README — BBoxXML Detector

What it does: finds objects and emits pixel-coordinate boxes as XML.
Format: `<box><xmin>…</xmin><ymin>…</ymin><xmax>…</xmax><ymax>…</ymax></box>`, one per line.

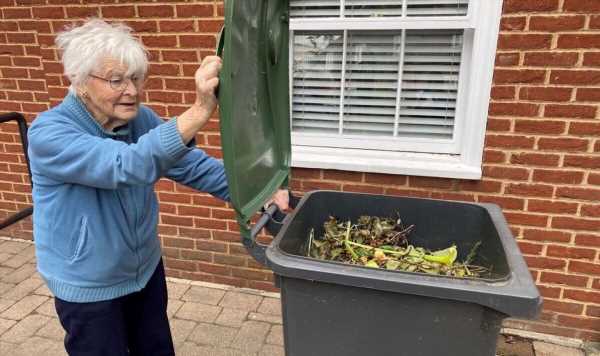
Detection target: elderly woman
<box><xmin>28</xmin><ymin>19</ymin><xmax>287</xmax><ymax>356</ymax></box>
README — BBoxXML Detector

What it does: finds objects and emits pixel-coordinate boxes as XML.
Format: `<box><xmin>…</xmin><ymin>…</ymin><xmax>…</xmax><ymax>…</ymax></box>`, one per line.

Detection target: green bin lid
<box><xmin>217</xmin><ymin>0</ymin><xmax>291</xmax><ymax>239</ymax></box>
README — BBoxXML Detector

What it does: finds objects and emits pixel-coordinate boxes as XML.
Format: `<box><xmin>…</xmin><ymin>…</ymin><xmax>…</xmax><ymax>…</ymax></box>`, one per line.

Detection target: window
<box><xmin>289</xmin><ymin>0</ymin><xmax>503</xmax><ymax>179</ymax></box>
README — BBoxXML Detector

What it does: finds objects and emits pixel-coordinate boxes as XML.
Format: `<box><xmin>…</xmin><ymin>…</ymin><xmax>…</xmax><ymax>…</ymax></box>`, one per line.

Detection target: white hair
<box><xmin>56</xmin><ymin>19</ymin><xmax>148</xmax><ymax>91</ymax></box>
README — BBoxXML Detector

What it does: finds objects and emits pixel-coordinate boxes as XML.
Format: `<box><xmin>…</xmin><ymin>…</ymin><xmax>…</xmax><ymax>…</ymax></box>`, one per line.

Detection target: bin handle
<box><xmin>241</xmin><ymin>204</ymin><xmax>279</xmax><ymax>266</ymax></box>
<box><xmin>250</xmin><ymin>204</ymin><xmax>279</xmax><ymax>240</ymax></box>
<box><xmin>243</xmin><ymin>191</ymin><xmax>299</xmax><ymax>266</ymax></box>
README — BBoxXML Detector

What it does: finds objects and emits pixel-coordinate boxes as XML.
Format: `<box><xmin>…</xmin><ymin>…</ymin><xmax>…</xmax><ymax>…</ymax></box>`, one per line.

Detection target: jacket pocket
<box><xmin>51</xmin><ymin>215</ymin><xmax>88</xmax><ymax>261</ymax></box>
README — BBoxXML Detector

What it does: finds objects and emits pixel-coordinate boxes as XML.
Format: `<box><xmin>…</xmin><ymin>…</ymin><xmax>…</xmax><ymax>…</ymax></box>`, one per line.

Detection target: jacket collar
<box><xmin>63</xmin><ymin>93</ymin><xmax>130</xmax><ymax>138</ymax></box>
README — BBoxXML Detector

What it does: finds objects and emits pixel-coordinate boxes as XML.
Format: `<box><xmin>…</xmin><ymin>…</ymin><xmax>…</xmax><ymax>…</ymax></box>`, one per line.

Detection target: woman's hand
<box><xmin>177</xmin><ymin>56</ymin><xmax>222</xmax><ymax>144</ymax></box>
<box><xmin>193</xmin><ymin>55</ymin><xmax>222</xmax><ymax>121</ymax></box>
<box><xmin>266</xmin><ymin>189</ymin><xmax>290</xmax><ymax>212</ymax></box>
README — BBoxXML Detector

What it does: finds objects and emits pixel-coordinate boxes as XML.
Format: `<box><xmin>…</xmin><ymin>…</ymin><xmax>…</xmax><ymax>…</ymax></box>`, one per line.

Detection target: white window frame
<box><xmin>289</xmin><ymin>0</ymin><xmax>503</xmax><ymax>179</ymax></box>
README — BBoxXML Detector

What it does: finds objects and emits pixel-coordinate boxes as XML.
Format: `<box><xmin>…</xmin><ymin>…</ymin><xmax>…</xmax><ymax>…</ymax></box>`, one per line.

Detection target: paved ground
<box><xmin>497</xmin><ymin>334</ymin><xmax>589</xmax><ymax>356</ymax></box>
<box><xmin>0</xmin><ymin>238</ymin><xmax>591</xmax><ymax>356</ymax></box>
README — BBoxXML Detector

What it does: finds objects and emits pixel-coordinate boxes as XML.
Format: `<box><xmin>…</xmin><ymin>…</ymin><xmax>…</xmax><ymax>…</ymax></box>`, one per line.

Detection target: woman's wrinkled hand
<box><xmin>176</xmin><ymin>56</ymin><xmax>222</xmax><ymax>144</ymax></box>
<box><xmin>266</xmin><ymin>189</ymin><xmax>290</xmax><ymax>213</ymax></box>
<box><xmin>194</xmin><ymin>55</ymin><xmax>222</xmax><ymax>122</ymax></box>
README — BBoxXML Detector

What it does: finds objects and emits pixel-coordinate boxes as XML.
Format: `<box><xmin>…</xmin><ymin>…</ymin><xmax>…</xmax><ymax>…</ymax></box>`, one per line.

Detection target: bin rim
<box><xmin>266</xmin><ymin>190</ymin><xmax>542</xmax><ymax>319</ymax></box>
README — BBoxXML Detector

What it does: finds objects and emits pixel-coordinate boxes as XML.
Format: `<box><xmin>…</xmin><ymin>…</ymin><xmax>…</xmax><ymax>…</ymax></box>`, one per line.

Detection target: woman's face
<box><xmin>81</xmin><ymin>58</ymin><xmax>144</xmax><ymax>128</ymax></box>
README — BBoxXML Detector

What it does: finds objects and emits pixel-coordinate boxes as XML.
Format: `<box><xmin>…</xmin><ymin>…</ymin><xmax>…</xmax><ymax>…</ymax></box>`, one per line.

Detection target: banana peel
<box><xmin>365</xmin><ymin>260</ymin><xmax>379</xmax><ymax>268</ymax></box>
<box><xmin>423</xmin><ymin>245</ymin><xmax>458</xmax><ymax>266</ymax></box>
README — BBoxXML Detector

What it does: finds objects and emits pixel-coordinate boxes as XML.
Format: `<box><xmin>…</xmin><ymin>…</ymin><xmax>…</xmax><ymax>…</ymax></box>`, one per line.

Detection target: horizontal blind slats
<box><xmin>290</xmin><ymin>0</ymin><xmax>340</xmax><ymax>18</ymax></box>
<box><xmin>290</xmin><ymin>0</ymin><xmax>469</xmax><ymax>18</ymax></box>
<box><xmin>396</xmin><ymin>29</ymin><xmax>462</xmax><ymax>139</ymax></box>
<box><xmin>407</xmin><ymin>0</ymin><xmax>468</xmax><ymax>17</ymax></box>
<box><xmin>340</xmin><ymin>32</ymin><xmax>398</xmax><ymax>135</ymax></box>
<box><xmin>291</xmin><ymin>26</ymin><xmax>464</xmax><ymax>142</ymax></box>
<box><xmin>293</xmin><ymin>112</ymin><xmax>339</xmax><ymax>120</ymax></box>
<box><xmin>293</xmin><ymin>80</ymin><xmax>343</xmax><ymax>88</ymax></box>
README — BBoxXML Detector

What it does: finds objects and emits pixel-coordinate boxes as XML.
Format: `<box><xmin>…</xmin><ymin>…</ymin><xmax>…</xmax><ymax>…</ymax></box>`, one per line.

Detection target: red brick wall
<box><xmin>0</xmin><ymin>0</ymin><xmax>599</xmax><ymax>341</ymax></box>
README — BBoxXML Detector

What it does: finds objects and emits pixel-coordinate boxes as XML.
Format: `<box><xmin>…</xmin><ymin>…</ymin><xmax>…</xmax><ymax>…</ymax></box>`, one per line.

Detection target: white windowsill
<box><xmin>291</xmin><ymin>145</ymin><xmax>482</xmax><ymax>180</ymax></box>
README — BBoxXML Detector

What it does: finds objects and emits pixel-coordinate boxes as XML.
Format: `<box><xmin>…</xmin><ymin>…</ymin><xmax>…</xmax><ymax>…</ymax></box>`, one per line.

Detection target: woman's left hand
<box><xmin>193</xmin><ymin>55</ymin><xmax>222</xmax><ymax>122</ymax></box>
<box><xmin>266</xmin><ymin>189</ymin><xmax>290</xmax><ymax>212</ymax></box>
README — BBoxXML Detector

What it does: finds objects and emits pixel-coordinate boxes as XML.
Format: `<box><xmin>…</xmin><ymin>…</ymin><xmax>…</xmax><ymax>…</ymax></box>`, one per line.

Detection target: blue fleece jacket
<box><xmin>28</xmin><ymin>93</ymin><xmax>229</xmax><ymax>302</ymax></box>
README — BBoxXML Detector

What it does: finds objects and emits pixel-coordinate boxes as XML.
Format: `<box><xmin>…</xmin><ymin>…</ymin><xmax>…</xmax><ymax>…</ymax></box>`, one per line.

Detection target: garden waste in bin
<box><xmin>216</xmin><ymin>1</ymin><xmax>542</xmax><ymax>356</ymax></box>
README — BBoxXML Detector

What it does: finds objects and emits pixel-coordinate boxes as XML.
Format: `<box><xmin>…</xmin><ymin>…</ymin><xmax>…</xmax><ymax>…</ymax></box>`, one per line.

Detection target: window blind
<box><xmin>343</xmin><ymin>31</ymin><xmax>401</xmax><ymax>136</ymax></box>
<box><xmin>290</xmin><ymin>0</ymin><xmax>340</xmax><ymax>18</ymax></box>
<box><xmin>406</xmin><ymin>0</ymin><xmax>469</xmax><ymax>17</ymax></box>
<box><xmin>290</xmin><ymin>0</ymin><xmax>469</xmax><ymax>18</ymax></box>
<box><xmin>292</xmin><ymin>29</ymin><xmax>463</xmax><ymax>140</ymax></box>
<box><xmin>398</xmin><ymin>30</ymin><xmax>462</xmax><ymax>139</ymax></box>
<box><xmin>290</xmin><ymin>0</ymin><xmax>469</xmax><ymax>151</ymax></box>
<box><xmin>292</xmin><ymin>33</ymin><xmax>344</xmax><ymax>133</ymax></box>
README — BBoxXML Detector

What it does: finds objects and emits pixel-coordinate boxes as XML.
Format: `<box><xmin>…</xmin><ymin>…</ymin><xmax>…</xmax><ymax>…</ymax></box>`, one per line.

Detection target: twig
<box><xmin>465</xmin><ymin>241</ymin><xmax>482</xmax><ymax>265</ymax></box>
<box><xmin>345</xmin><ymin>240</ymin><xmax>411</xmax><ymax>257</ymax></box>
<box><xmin>343</xmin><ymin>221</ymin><xmax>359</xmax><ymax>260</ymax></box>
<box><xmin>306</xmin><ymin>228</ymin><xmax>314</xmax><ymax>257</ymax></box>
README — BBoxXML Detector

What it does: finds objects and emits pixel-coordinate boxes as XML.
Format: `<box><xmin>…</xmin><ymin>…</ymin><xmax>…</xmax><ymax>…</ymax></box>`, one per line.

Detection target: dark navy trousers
<box><xmin>54</xmin><ymin>259</ymin><xmax>175</xmax><ymax>356</ymax></box>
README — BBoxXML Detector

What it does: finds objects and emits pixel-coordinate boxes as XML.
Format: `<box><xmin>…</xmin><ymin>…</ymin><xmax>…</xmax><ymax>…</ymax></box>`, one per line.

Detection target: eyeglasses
<box><xmin>89</xmin><ymin>74</ymin><xmax>145</xmax><ymax>91</ymax></box>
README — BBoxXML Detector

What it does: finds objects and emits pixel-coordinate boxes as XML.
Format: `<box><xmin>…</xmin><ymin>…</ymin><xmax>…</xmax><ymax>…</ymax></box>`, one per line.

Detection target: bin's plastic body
<box><xmin>266</xmin><ymin>191</ymin><xmax>541</xmax><ymax>356</ymax></box>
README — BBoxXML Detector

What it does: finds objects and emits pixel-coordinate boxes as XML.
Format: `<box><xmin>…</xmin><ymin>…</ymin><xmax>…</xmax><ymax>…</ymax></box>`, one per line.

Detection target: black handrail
<box><xmin>0</xmin><ymin>112</ymin><xmax>33</xmax><ymax>229</ymax></box>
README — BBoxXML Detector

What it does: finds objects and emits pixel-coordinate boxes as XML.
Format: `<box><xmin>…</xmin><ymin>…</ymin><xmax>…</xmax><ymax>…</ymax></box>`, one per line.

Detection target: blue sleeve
<box><xmin>141</xmin><ymin>108</ymin><xmax>230</xmax><ymax>201</ymax></box>
<box><xmin>28</xmin><ymin>113</ymin><xmax>191</xmax><ymax>189</ymax></box>
<box><xmin>165</xmin><ymin>149</ymin><xmax>230</xmax><ymax>202</ymax></box>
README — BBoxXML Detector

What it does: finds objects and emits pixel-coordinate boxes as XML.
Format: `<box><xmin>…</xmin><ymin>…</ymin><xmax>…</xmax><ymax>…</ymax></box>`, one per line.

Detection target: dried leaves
<box><xmin>307</xmin><ymin>215</ymin><xmax>490</xmax><ymax>278</ymax></box>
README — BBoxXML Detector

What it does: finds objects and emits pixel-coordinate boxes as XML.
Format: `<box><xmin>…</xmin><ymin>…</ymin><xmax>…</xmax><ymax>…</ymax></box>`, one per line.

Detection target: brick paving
<box><xmin>0</xmin><ymin>238</ymin><xmax>592</xmax><ymax>356</ymax></box>
<box><xmin>0</xmin><ymin>239</ymin><xmax>283</xmax><ymax>356</ymax></box>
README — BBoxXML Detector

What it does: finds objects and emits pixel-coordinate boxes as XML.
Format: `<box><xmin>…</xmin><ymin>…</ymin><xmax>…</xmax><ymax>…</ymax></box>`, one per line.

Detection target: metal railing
<box><xmin>0</xmin><ymin>112</ymin><xmax>33</xmax><ymax>229</ymax></box>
